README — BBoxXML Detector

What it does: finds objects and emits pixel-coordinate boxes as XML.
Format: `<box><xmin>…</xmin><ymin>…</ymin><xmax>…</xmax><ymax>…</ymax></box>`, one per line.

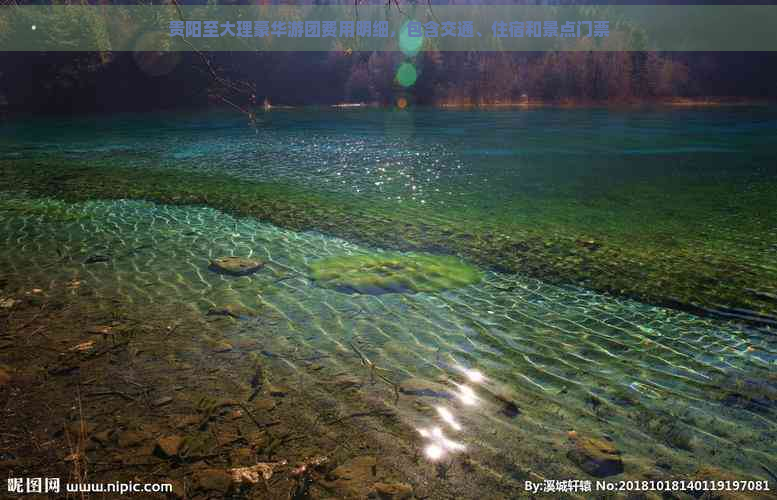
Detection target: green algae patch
<box><xmin>0</xmin><ymin>197</ymin><xmax>91</xmax><ymax>222</ymax></box>
<box><xmin>309</xmin><ymin>253</ymin><xmax>482</xmax><ymax>295</ymax></box>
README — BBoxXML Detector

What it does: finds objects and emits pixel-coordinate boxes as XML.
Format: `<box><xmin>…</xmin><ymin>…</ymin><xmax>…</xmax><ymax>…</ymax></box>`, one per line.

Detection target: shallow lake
<box><xmin>1</xmin><ymin>108</ymin><xmax>776</xmax><ymax>496</ymax></box>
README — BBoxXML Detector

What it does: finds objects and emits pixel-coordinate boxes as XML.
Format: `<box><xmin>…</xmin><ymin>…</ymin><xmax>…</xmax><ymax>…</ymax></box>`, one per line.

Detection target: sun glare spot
<box><xmin>442</xmin><ymin>437</ymin><xmax>466</xmax><ymax>452</ymax></box>
<box><xmin>425</xmin><ymin>444</ymin><xmax>444</xmax><ymax>461</ymax></box>
<box><xmin>465</xmin><ymin>369</ymin><xmax>485</xmax><ymax>383</ymax></box>
<box><xmin>436</xmin><ymin>406</ymin><xmax>462</xmax><ymax>431</ymax></box>
<box><xmin>456</xmin><ymin>384</ymin><xmax>478</xmax><ymax>406</ymax></box>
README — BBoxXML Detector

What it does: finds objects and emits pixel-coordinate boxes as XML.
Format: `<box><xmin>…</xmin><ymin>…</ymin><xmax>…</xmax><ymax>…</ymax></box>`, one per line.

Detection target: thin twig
<box><xmin>324</xmin><ymin>409</ymin><xmax>396</xmax><ymax>426</ymax></box>
<box><xmin>170</xmin><ymin>0</ymin><xmax>257</xmax><ymax>126</ymax></box>
<box><xmin>349</xmin><ymin>341</ymin><xmax>399</xmax><ymax>403</ymax></box>
<box><xmin>238</xmin><ymin>402</ymin><xmax>280</xmax><ymax>432</ymax></box>
<box><xmin>14</xmin><ymin>303</ymin><xmax>48</xmax><ymax>333</ymax></box>
<box><xmin>85</xmin><ymin>390</ymin><xmax>138</xmax><ymax>402</ymax></box>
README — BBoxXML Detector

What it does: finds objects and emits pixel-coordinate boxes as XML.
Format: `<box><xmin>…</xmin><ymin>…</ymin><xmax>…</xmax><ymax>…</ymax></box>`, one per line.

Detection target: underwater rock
<box><xmin>325</xmin><ymin>456</ymin><xmax>378</xmax><ymax>497</ymax></box>
<box><xmin>0</xmin><ymin>367</ymin><xmax>11</xmax><ymax>386</ymax></box>
<box><xmin>208</xmin><ymin>257</ymin><xmax>264</xmax><ymax>276</ymax></box>
<box><xmin>193</xmin><ymin>468</ymin><xmax>232</xmax><ymax>493</ymax></box>
<box><xmin>86</xmin><ymin>325</ymin><xmax>114</xmax><ymax>336</ymax></box>
<box><xmin>373</xmin><ymin>481</ymin><xmax>413</xmax><ymax>499</ymax></box>
<box><xmin>152</xmin><ymin>396</ymin><xmax>173</xmax><ymax>408</ymax></box>
<box><xmin>501</xmin><ymin>400</ymin><xmax>521</xmax><ymax>419</ymax></box>
<box><xmin>154</xmin><ymin>435</ymin><xmax>184</xmax><ymax>458</ymax></box>
<box><xmin>399</xmin><ymin>378</ymin><xmax>453</xmax><ymax>399</ymax></box>
<box><xmin>117</xmin><ymin>430</ymin><xmax>148</xmax><ymax>448</ymax></box>
<box><xmin>267</xmin><ymin>384</ymin><xmax>290</xmax><ymax>397</ymax></box>
<box><xmin>309</xmin><ymin>252</ymin><xmax>481</xmax><ymax>295</ymax></box>
<box><xmin>645</xmin><ymin>414</ymin><xmax>694</xmax><ymax>450</ymax></box>
<box><xmin>253</xmin><ymin>398</ymin><xmax>276</xmax><ymax>411</ymax></box>
<box><xmin>320</xmin><ymin>375</ymin><xmax>362</xmax><ymax>391</ymax></box>
<box><xmin>575</xmin><ymin>238</ymin><xmax>601</xmax><ymax>251</ymax></box>
<box><xmin>412</xmin><ymin>400</ymin><xmax>434</xmax><ymax>414</ymax></box>
<box><xmin>206</xmin><ymin>304</ymin><xmax>256</xmax><ymax>319</ymax></box>
<box><xmin>210</xmin><ymin>340</ymin><xmax>233</xmax><ymax>353</ymax></box>
<box><xmin>90</xmin><ymin>430</ymin><xmax>113</xmax><ymax>447</ymax></box>
<box><xmin>0</xmin><ymin>297</ymin><xmax>19</xmax><ymax>309</ymax></box>
<box><xmin>331</xmin><ymin>455</ymin><xmax>377</xmax><ymax>479</ymax></box>
<box><xmin>246</xmin><ymin>430</ymin><xmax>268</xmax><ymax>450</ymax></box>
<box><xmin>173</xmin><ymin>415</ymin><xmax>200</xmax><ymax>429</ymax></box>
<box><xmin>84</xmin><ymin>254</ymin><xmax>110</xmax><ymax>265</ymax></box>
<box><xmin>230</xmin><ymin>447</ymin><xmax>254</xmax><ymax>466</ymax></box>
<box><xmin>566</xmin><ymin>436</ymin><xmax>624</xmax><ymax>478</ymax></box>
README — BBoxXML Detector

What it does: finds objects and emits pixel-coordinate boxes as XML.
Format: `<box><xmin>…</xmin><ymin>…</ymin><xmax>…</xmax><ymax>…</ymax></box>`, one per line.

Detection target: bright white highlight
<box><xmin>418</xmin><ymin>426</ymin><xmax>466</xmax><ymax>462</ymax></box>
<box><xmin>425</xmin><ymin>444</ymin><xmax>444</xmax><ymax>461</ymax></box>
<box><xmin>465</xmin><ymin>369</ymin><xmax>484</xmax><ymax>383</ymax></box>
<box><xmin>436</xmin><ymin>406</ymin><xmax>462</xmax><ymax>431</ymax></box>
<box><xmin>456</xmin><ymin>384</ymin><xmax>478</xmax><ymax>406</ymax></box>
<box><xmin>441</xmin><ymin>437</ymin><xmax>466</xmax><ymax>452</ymax></box>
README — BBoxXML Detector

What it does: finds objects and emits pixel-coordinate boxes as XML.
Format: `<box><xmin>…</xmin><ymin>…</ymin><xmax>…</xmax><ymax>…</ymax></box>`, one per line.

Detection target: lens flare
<box><xmin>396</xmin><ymin>63</ymin><xmax>417</xmax><ymax>88</ymax></box>
<box><xmin>399</xmin><ymin>21</ymin><xmax>424</xmax><ymax>56</ymax></box>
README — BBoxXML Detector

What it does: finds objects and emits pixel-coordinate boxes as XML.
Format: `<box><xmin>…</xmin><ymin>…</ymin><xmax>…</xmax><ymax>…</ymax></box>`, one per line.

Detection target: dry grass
<box><xmin>63</xmin><ymin>386</ymin><xmax>88</xmax><ymax>500</ymax></box>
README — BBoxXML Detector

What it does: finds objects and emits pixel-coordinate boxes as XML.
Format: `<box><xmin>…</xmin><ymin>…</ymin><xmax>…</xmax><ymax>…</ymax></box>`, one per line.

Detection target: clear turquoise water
<box><xmin>4</xmin><ymin>108</ymin><xmax>777</xmax><ymax>208</ymax></box>
<box><xmin>2</xmin><ymin>109</ymin><xmax>777</xmax><ymax>484</ymax></box>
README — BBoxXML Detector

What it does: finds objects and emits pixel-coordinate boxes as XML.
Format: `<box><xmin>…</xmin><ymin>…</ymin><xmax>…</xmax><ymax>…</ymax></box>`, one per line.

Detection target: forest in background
<box><xmin>1</xmin><ymin>0</ymin><xmax>776</xmax><ymax>113</ymax></box>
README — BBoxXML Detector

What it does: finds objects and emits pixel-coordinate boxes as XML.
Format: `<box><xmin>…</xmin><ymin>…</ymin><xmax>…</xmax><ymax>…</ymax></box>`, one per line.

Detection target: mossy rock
<box><xmin>567</xmin><ymin>435</ymin><xmax>624</xmax><ymax>478</ymax></box>
<box><xmin>208</xmin><ymin>257</ymin><xmax>264</xmax><ymax>276</ymax></box>
<box><xmin>309</xmin><ymin>252</ymin><xmax>481</xmax><ymax>295</ymax></box>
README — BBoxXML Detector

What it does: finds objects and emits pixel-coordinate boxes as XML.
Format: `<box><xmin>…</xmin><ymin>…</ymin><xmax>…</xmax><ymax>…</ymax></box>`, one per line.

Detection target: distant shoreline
<box><xmin>320</xmin><ymin>97</ymin><xmax>775</xmax><ymax>110</ymax></box>
<box><xmin>433</xmin><ymin>97</ymin><xmax>774</xmax><ymax>109</ymax></box>
<box><xmin>3</xmin><ymin>98</ymin><xmax>773</xmax><ymax>119</ymax></box>
<box><xmin>263</xmin><ymin>97</ymin><xmax>776</xmax><ymax>112</ymax></box>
